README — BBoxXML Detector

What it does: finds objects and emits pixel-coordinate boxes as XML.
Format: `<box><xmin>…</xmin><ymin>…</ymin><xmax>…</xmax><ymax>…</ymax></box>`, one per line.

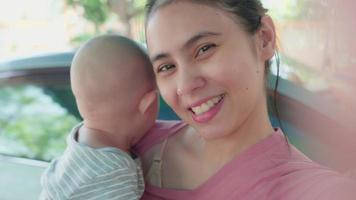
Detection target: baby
<box><xmin>40</xmin><ymin>34</ymin><xmax>158</xmax><ymax>200</ymax></box>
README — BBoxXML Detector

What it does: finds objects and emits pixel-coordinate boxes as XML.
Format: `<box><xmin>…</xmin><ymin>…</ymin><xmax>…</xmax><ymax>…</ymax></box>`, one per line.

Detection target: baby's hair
<box><xmin>76</xmin><ymin>34</ymin><xmax>149</xmax><ymax>61</ymax></box>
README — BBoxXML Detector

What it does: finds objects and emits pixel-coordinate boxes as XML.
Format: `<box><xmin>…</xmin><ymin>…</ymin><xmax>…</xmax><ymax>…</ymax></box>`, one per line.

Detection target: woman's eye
<box><xmin>195</xmin><ymin>44</ymin><xmax>216</xmax><ymax>58</ymax></box>
<box><xmin>157</xmin><ymin>64</ymin><xmax>175</xmax><ymax>73</ymax></box>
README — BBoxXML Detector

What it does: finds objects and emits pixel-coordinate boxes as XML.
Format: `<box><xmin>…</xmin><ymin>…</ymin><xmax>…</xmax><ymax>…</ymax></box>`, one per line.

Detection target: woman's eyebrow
<box><xmin>150</xmin><ymin>31</ymin><xmax>221</xmax><ymax>63</ymax></box>
<box><xmin>182</xmin><ymin>31</ymin><xmax>221</xmax><ymax>50</ymax></box>
<box><xmin>151</xmin><ymin>53</ymin><xmax>168</xmax><ymax>64</ymax></box>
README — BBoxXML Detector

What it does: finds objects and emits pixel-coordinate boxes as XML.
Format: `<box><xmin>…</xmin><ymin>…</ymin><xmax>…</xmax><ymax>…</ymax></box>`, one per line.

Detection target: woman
<box><xmin>134</xmin><ymin>0</ymin><xmax>356</xmax><ymax>199</ymax></box>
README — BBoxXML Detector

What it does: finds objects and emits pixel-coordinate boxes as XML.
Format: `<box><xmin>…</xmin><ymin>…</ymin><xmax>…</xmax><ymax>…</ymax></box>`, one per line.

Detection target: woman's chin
<box><xmin>194</xmin><ymin>125</ymin><xmax>230</xmax><ymax>140</ymax></box>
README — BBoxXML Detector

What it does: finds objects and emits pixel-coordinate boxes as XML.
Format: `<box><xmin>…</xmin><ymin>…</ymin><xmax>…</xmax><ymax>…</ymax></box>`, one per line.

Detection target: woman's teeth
<box><xmin>191</xmin><ymin>95</ymin><xmax>224</xmax><ymax>115</ymax></box>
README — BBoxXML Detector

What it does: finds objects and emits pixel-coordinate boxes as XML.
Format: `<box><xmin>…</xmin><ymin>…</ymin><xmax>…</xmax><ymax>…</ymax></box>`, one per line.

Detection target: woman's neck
<box><xmin>202</xmin><ymin>120</ymin><xmax>273</xmax><ymax>166</ymax></box>
<box><xmin>161</xmin><ymin>103</ymin><xmax>274</xmax><ymax>189</ymax></box>
<box><xmin>193</xmin><ymin>104</ymin><xmax>274</xmax><ymax>177</ymax></box>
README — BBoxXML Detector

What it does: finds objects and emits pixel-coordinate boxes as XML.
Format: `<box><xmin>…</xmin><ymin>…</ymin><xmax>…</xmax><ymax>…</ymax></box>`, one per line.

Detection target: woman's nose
<box><xmin>176</xmin><ymin>68</ymin><xmax>205</xmax><ymax>96</ymax></box>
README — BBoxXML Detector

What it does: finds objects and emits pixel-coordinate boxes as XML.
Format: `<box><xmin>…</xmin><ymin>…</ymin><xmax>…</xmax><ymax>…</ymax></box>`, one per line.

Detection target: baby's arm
<box><xmin>40</xmin><ymin>123</ymin><xmax>144</xmax><ymax>200</ymax></box>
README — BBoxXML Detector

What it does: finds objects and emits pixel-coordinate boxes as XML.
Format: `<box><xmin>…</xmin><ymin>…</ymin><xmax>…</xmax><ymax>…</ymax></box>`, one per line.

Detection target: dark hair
<box><xmin>145</xmin><ymin>0</ymin><xmax>273</xmax><ymax>74</ymax></box>
<box><xmin>145</xmin><ymin>0</ymin><xmax>284</xmax><ymax>132</ymax></box>
<box><xmin>146</xmin><ymin>0</ymin><xmax>267</xmax><ymax>33</ymax></box>
<box><xmin>146</xmin><ymin>0</ymin><xmax>273</xmax><ymax>71</ymax></box>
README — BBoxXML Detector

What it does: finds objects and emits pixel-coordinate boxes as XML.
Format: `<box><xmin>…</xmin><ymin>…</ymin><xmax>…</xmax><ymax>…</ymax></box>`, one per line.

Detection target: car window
<box><xmin>0</xmin><ymin>74</ymin><xmax>179</xmax><ymax>162</ymax></box>
<box><xmin>0</xmin><ymin>83</ymin><xmax>80</xmax><ymax>161</ymax></box>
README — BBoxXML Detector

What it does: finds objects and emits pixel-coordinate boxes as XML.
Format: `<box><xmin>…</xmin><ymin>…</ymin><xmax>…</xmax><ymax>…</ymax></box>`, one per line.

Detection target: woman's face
<box><xmin>146</xmin><ymin>2</ymin><xmax>274</xmax><ymax>139</ymax></box>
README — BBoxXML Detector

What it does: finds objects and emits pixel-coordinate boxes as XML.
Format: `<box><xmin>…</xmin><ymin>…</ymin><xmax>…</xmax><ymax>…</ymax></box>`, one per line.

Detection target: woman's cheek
<box><xmin>158</xmin><ymin>80</ymin><xmax>177</xmax><ymax>109</ymax></box>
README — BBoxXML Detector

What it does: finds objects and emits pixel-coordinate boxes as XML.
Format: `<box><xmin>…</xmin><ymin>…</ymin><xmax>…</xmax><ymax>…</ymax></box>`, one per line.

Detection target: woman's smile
<box><xmin>188</xmin><ymin>93</ymin><xmax>226</xmax><ymax>123</ymax></box>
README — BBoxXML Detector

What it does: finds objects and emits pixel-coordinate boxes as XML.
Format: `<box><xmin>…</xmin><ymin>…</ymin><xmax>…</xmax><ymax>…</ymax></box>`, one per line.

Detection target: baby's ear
<box><xmin>139</xmin><ymin>90</ymin><xmax>158</xmax><ymax>114</ymax></box>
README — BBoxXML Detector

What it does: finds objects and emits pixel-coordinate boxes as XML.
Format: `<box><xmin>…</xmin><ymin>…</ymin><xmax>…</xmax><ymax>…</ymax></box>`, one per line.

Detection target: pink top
<box><xmin>134</xmin><ymin>121</ymin><xmax>356</xmax><ymax>200</ymax></box>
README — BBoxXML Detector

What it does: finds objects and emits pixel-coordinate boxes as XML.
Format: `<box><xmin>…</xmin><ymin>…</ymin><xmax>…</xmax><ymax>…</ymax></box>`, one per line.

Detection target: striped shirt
<box><xmin>40</xmin><ymin>123</ymin><xmax>144</xmax><ymax>200</ymax></box>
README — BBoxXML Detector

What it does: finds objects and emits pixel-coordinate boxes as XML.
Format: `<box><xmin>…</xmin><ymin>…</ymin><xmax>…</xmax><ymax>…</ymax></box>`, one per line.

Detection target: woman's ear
<box><xmin>139</xmin><ymin>89</ymin><xmax>158</xmax><ymax>114</ymax></box>
<box><xmin>257</xmin><ymin>15</ymin><xmax>276</xmax><ymax>60</ymax></box>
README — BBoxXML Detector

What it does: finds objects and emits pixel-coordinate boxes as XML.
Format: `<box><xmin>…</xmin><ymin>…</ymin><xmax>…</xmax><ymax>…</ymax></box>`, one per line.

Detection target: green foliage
<box><xmin>131</xmin><ymin>0</ymin><xmax>146</xmax><ymax>14</ymax></box>
<box><xmin>67</xmin><ymin>0</ymin><xmax>109</xmax><ymax>32</ymax></box>
<box><xmin>66</xmin><ymin>0</ymin><xmax>146</xmax><ymax>37</ymax></box>
<box><xmin>134</xmin><ymin>0</ymin><xmax>146</xmax><ymax>8</ymax></box>
<box><xmin>70</xmin><ymin>33</ymin><xmax>96</xmax><ymax>48</ymax></box>
<box><xmin>0</xmin><ymin>85</ymin><xmax>79</xmax><ymax>161</ymax></box>
<box><xmin>265</xmin><ymin>0</ymin><xmax>309</xmax><ymax>21</ymax></box>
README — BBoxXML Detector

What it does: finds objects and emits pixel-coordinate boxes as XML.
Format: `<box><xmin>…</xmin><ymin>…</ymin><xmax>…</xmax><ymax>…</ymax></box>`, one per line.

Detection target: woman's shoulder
<box><xmin>254</xmin><ymin>131</ymin><xmax>356</xmax><ymax>199</ymax></box>
<box><xmin>271</xmin><ymin>168</ymin><xmax>356</xmax><ymax>199</ymax></box>
<box><xmin>133</xmin><ymin>120</ymin><xmax>187</xmax><ymax>156</ymax></box>
<box><xmin>269</xmin><ymin>144</ymin><xmax>356</xmax><ymax>199</ymax></box>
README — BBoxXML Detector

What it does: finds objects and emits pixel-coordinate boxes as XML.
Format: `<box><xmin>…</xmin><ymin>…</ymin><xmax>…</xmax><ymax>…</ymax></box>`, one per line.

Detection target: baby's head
<box><xmin>71</xmin><ymin>34</ymin><xmax>158</xmax><ymax>145</ymax></box>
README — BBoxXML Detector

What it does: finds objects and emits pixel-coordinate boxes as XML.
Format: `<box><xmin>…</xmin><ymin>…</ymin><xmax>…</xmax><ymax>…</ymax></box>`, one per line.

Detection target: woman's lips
<box><xmin>190</xmin><ymin>94</ymin><xmax>225</xmax><ymax>123</ymax></box>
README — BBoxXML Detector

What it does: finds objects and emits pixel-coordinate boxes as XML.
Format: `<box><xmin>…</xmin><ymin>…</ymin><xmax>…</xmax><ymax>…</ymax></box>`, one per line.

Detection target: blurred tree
<box><xmin>66</xmin><ymin>0</ymin><xmax>145</xmax><ymax>37</ymax></box>
<box><xmin>265</xmin><ymin>0</ymin><xmax>311</xmax><ymax>21</ymax></box>
<box><xmin>67</xmin><ymin>0</ymin><xmax>109</xmax><ymax>33</ymax></box>
<box><xmin>107</xmin><ymin>0</ymin><xmax>146</xmax><ymax>37</ymax></box>
<box><xmin>70</xmin><ymin>33</ymin><xmax>96</xmax><ymax>48</ymax></box>
<box><xmin>0</xmin><ymin>85</ymin><xmax>79</xmax><ymax>161</ymax></box>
